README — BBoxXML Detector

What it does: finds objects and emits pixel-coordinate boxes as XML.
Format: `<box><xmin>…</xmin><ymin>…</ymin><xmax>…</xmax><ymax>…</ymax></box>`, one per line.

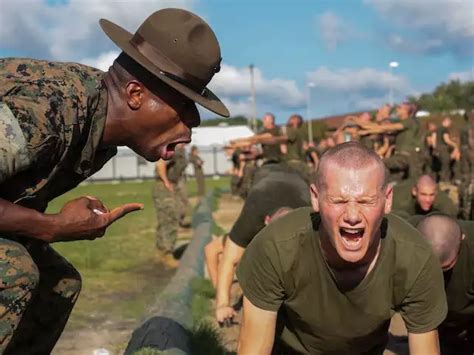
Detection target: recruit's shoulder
<box><xmin>459</xmin><ymin>220</ymin><xmax>474</xmax><ymax>242</ymax></box>
<box><xmin>385</xmin><ymin>213</ymin><xmax>434</xmax><ymax>265</ymax></box>
<box><xmin>386</xmin><ymin>213</ymin><xmax>430</xmax><ymax>247</ymax></box>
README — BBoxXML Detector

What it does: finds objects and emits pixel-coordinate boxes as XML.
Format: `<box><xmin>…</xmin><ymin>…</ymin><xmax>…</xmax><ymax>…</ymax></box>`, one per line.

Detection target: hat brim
<box><xmin>100</xmin><ymin>19</ymin><xmax>229</xmax><ymax>118</ymax></box>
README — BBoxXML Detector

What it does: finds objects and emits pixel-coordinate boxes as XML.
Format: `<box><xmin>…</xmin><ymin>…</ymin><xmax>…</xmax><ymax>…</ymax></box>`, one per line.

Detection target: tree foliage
<box><xmin>408</xmin><ymin>79</ymin><xmax>474</xmax><ymax>112</ymax></box>
<box><xmin>201</xmin><ymin>115</ymin><xmax>262</xmax><ymax>129</ymax></box>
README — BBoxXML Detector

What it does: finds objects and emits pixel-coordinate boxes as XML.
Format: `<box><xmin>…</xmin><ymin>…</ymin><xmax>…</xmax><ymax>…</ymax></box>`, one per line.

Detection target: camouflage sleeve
<box><xmin>0</xmin><ymin>103</ymin><xmax>33</xmax><ymax>184</ymax></box>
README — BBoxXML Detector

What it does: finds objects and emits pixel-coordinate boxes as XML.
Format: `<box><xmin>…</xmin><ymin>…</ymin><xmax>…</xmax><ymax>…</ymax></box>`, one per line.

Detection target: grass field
<box><xmin>47</xmin><ymin>176</ymin><xmax>230</xmax><ymax>345</ymax></box>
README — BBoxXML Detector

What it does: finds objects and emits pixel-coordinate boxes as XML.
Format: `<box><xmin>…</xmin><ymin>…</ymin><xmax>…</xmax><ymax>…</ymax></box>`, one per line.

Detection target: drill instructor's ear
<box><xmin>126</xmin><ymin>81</ymin><xmax>144</xmax><ymax>110</ymax></box>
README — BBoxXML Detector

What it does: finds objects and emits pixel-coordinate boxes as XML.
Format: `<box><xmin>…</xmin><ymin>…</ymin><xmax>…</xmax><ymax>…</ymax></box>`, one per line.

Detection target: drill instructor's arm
<box><xmin>215</xmin><ymin>238</ymin><xmax>245</xmax><ymax>324</ymax></box>
<box><xmin>237</xmin><ymin>296</ymin><xmax>277</xmax><ymax>355</ymax></box>
<box><xmin>408</xmin><ymin>330</ymin><xmax>440</xmax><ymax>355</ymax></box>
<box><xmin>0</xmin><ymin>196</ymin><xmax>143</xmax><ymax>242</ymax></box>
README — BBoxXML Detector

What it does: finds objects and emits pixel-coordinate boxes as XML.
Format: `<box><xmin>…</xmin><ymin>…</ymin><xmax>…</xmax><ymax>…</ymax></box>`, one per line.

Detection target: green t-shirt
<box><xmin>441</xmin><ymin>220</ymin><xmax>474</xmax><ymax>337</ymax></box>
<box><xmin>260</xmin><ymin>126</ymin><xmax>282</xmax><ymax>163</ymax></box>
<box><xmin>237</xmin><ymin>208</ymin><xmax>447</xmax><ymax>354</ymax></box>
<box><xmin>286</xmin><ymin>126</ymin><xmax>306</xmax><ymax>161</ymax></box>
<box><xmin>436</xmin><ymin>126</ymin><xmax>450</xmax><ymax>149</ymax></box>
<box><xmin>406</xmin><ymin>217</ymin><xmax>474</xmax><ymax>339</ymax></box>
<box><xmin>229</xmin><ymin>165</ymin><xmax>310</xmax><ymax>247</ymax></box>
<box><xmin>395</xmin><ymin>117</ymin><xmax>420</xmax><ymax>153</ymax></box>
<box><xmin>359</xmin><ymin>135</ymin><xmax>375</xmax><ymax>150</ymax></box>
<box><xmin>459</xmin><ymin>123</ymin><xmax>472</xmax><ymax>147</ymax></box>
<box><xmin>391</xmin><ymin>179</ymin><xmax>458</xmax><ymax>218</ymax></box>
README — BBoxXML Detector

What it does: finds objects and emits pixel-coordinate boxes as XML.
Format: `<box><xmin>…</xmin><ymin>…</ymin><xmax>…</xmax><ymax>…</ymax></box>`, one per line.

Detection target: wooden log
<box><xmin>125</xmin><ymin>192</ymin><xmax>214</xmax><ymax>355</ymax></box>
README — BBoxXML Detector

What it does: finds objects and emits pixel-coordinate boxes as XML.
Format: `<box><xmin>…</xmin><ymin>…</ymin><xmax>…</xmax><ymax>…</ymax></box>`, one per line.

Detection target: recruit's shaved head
<box><xmin>416</xmin><ymin>214</ymin><xmax>463</xmax><ymax>267</ymax></box>
<box><xmin>315</xmin><ymin>142</ymin><xmax>389</xmax><ymax>191</ymax></box>
<box><xmin>416</xmin><ymin>175</ymin><xmax>437</xmax><ymax>189</ymax></box>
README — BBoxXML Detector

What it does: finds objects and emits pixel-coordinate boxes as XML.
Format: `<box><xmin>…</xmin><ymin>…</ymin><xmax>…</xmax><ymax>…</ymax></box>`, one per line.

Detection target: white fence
<box><xmin>88</xmin><ymin>146</ymin><xmax>232</xmax><ymax>181</ymax></box>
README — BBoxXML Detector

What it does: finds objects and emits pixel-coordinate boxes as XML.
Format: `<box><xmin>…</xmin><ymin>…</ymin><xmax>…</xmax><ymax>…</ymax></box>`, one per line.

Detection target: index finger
<box><xmin>105</xmin><ymin>203</ymin><xmax>144</xmax><ymax>225</ymax></box>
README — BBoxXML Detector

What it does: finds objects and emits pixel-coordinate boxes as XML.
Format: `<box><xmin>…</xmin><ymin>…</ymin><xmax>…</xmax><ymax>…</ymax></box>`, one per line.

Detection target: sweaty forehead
<box><xmin>322</xmin><ymin>163</ymin><xmax>383</xmax><ymax>197</ymax></box>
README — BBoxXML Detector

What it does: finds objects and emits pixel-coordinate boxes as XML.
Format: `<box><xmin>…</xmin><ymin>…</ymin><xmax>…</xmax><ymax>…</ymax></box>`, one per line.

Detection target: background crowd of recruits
<box><xmin>225</xmin><ymin>104</ymin><xmax>473</xmax><ymax>219</ymax></box>
<box><xmin>209</xmin><ymin>103</ymin><xmax>473</xmax><ymax>354</ymax></box>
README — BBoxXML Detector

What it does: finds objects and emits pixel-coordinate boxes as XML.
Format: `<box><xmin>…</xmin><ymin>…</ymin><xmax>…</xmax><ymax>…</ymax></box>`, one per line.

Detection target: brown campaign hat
<box><xmin>100</xmin><ymin>8</ymin><xmax>229</xmax><ymax>117</ymax></box>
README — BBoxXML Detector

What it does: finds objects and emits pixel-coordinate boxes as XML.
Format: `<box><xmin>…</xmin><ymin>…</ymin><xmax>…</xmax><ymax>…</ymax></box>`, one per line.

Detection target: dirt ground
<box><xmin>52</xmin><ymin>262</ymin><xmax>176</xmax><ymax>355</ymax></box>
<box><xmin>212</xmin><ymin>193</ymin><xmax>244</xmax><ymax>232</ymax></box>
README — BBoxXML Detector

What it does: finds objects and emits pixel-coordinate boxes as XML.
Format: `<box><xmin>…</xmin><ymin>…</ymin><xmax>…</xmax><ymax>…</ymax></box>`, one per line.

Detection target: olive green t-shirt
<box><xmin>229</xmin><ymin>165</ymin><xmax>310</xmax><ymax>248</ymax></box>
<box><xmin>260</xmin><ymin>126</ymin><xmax>282</xmax><ymax>163</ymax></box>
<box><xmin>395</xmin><ymin>117</ymin><xmax>420</xmax><ymax>153</ymax></box>
<box><xmin>436</xmin><ymin>126</ymin><xmax>450</xmax><ymax>148</ymax></box>
<box><xmin>441</xmin><ymin>220</ymin><xmax>474</xmax><ymax>335</ymax></box>
<box><xmin>286</xmin><ymin>126</ymin><xmax>306</xmax><ymax>161</ymax></box>
<box><xmin>460</xmin><ymin>123</ymin><xmax>473</xmax><ymax>147</ymax></box>
<box><xmin>237</xmin><ymin>208</ymin><xmax>447</xmax><ymax>354</ymax></box>
<box><xmin>359</xmin><ymin>134</ymin><xmax>375</xmax><ymax>150</ymax></box>
<box><xmin>391</xmin><ymin>179</ymin><xmax>458</xmax><ymax>218</ymax></box>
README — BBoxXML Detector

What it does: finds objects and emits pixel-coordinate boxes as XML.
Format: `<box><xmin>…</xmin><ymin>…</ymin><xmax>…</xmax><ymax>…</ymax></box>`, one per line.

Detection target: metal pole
<box><xmin>307</xmin><ymin>85</ymin><xmax>313</xmax><ymax>143</ymax></box>
<box><xmin>389</xmin><ymin>66</ymin><xmax>393</xmax><ymax>107</ymax></box>
<box><xmin>249</xmin><ymin>64</ymin><xmax>257</xmax><ymax>132</ymax></box>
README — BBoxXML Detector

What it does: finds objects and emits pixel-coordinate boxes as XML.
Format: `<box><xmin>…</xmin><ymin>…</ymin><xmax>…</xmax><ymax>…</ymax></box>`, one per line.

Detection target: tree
<box><xmin>200</xmin><ymin>115</ymin><xmax>262</xmax><ymax>128</ymax></box>
<box><xmin>411</xmin><ymin>80</ymin><xmax>474</xmax><ymax>112</ymax></box>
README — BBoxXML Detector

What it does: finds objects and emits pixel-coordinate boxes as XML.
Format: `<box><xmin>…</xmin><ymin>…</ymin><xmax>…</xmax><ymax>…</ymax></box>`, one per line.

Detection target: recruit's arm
<box><xmin>309</xmin><ymin>150</ymin><xmax>319</xmax><ymax>170</ymax></box>
<box><xmin>215</xmin><ymin>238</ymin><xmax>245</xmax><ymax>324</ymax></box>
<box><xmin>408</xmin><ymin>330</ymin><xmax>440</xmax><ymax>355</ymax></box>
<box><xmin>156</xmin><ymin>159</ymin><xmax>173</xmax><ymax>192</ymax></box>
<box><xmin>442</xmin><ymin>132</ymin><xmax>460</xmax><ymax>160</ymax></box>
<box><xmin>357</xmin><ymin>121</ymin><xmax>405</xmax><ymax>135</ymax></box>
<box><xmin>237</xmin><ymin>296</ymin><xmax>277</xmax><ymax>355</ymax></box>
<box><xmin>204</xmin><ymin>237</ymin><xmax>224</xmax><ymax>288</ymax></box>
<box><xmin>230</xmin><ymin>133</ymin><xmax>289</xmax><ymax>148</ymax></box>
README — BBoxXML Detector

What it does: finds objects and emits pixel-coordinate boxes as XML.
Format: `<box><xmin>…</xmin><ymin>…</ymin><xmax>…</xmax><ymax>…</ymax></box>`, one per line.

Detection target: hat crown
<box><xmin>133</xmin><ymin>9</ymin><xmax>221</xmax><ymax>89</ymax></box>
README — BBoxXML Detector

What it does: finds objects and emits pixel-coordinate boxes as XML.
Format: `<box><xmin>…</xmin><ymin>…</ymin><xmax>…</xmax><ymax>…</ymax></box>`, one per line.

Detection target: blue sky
<box><xmin>1</xmin><ymin>0</ymin><xmax>473</xmax><ymax>123</ymax></box>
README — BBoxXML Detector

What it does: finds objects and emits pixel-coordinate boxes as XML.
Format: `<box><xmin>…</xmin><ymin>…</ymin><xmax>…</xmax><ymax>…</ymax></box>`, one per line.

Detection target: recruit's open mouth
<box><xmin>339</xmin><ymin>227</ymin><xmax>365</xmax><ymax>250</ymax></box>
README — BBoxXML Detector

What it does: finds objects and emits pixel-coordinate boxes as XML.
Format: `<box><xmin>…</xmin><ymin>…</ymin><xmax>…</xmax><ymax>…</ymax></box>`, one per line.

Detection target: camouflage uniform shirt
<box><xmin>0</xmin><ymin>58</ymin><xmax>116</xmax><ymax>212</ymax></box>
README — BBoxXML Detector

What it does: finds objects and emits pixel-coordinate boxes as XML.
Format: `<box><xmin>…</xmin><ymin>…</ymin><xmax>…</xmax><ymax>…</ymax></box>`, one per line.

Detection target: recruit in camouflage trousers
<box><xmin>0</xmin><ymin>58</ymin><xmax>116</xmax><ymax>353</ymax></box>
<box><xmin>154</xmin><ymin>146</ymin><xmax>190</xmax><ymax>254</ymax></box>
<box><xmin>189</xmin><ymin>153</ymin><xmax>205</xmax><ymax>197</ymax></box>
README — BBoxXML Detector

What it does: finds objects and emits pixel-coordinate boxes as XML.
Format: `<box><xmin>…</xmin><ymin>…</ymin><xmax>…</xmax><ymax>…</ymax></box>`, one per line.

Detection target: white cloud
<box><xmin>306</xmin><ymin>67</ymin><xmax>414</xmax><ymax>113</ymax></box>
<box><xmin>365</xmin><ymin>0</ymin><xmax>474</xmax><ymax>56</ymax></box>
<box><xmin>208</xmin><ymin>64</ymin><xmax>306</xmax><ymax>108</ymax></box>
<box><xmin>448</xmin><ymin>68</ymin><xmax>474</xmax><ymax>82</ymax></box>
<box><xmin>318</xmin><ymin>12</ymin><xmax>351</xmax><ymax>51</ymax></box>
<box><xmin>0</xmin><ymin>0</ymin><xmax>195</xmax><ymax>61</ymax></box>
<box><xmin>220</xmin><ymin>97</ymin><xmax>255</xmax><ymax>118</ymax></box>
<box><xmin>80</xmin><ymin>50</ymin><xmax>119</xmax><ymax>71</ymax></box>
